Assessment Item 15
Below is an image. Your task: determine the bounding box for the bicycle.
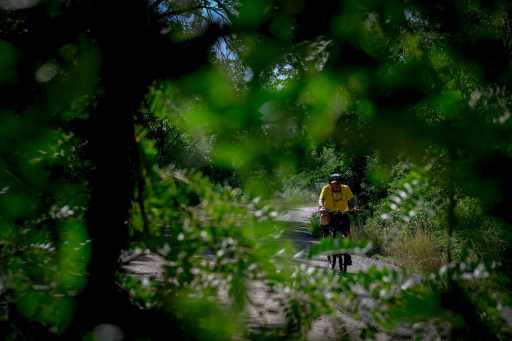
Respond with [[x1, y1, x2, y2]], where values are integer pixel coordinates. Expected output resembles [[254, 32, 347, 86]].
[[320, 209, 358, 273]]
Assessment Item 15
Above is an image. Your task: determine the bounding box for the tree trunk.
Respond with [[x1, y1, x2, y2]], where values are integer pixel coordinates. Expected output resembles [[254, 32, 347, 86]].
[[65, 1, 155, 336]]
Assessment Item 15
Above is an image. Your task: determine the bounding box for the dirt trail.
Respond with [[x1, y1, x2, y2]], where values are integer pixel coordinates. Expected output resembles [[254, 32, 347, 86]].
[[122, 206, 400, 340], [279, 207, 396, 274], [276, 207, 400, 340]]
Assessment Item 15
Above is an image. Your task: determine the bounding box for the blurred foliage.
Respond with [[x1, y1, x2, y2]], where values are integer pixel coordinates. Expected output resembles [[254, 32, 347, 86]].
[[1, 0, 512, 340]]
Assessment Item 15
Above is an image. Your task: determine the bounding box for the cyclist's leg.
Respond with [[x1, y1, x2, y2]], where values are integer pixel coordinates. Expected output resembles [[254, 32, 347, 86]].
[[330, 225, 339, 269], [330, 214, 343, 271], [341, 213, 351, 237], [341, 213, 352, 271], [320, 213, 329, 263], [331, 224, 344, 271], [320, 212, 332, 265], [320, 211, 331, 237]]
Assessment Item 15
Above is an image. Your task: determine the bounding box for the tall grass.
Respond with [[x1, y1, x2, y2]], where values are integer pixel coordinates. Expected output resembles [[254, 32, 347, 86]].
[[355, 207, 445, 274], [387, 229, 445, 274]]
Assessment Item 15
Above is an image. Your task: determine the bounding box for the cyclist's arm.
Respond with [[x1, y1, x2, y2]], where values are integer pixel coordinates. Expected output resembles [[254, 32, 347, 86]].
[[318, 187, 327, 210], [346, 186, 358, 212], [347, 188, 357, 238]]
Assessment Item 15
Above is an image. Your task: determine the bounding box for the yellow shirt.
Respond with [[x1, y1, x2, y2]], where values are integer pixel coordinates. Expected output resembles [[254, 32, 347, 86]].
[[319, 184, 353, 212]]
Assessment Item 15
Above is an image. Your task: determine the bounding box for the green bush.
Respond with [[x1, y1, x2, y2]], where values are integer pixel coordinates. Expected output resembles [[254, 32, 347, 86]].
[[359, 164, 445, 265], [451, 196, 512, 264], [274, 171, 318, 206]]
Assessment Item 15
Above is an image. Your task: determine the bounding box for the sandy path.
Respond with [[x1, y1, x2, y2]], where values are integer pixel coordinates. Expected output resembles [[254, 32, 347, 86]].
[[122, 206, 400, 340]]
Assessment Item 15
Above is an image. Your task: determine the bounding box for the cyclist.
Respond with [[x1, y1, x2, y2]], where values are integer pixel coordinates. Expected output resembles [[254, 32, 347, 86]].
[[318, 173, 357, 233], [318, 173, 358, 271]]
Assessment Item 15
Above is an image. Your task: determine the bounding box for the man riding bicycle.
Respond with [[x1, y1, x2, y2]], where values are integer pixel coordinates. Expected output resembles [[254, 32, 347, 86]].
[[318, 173, 358, 271]]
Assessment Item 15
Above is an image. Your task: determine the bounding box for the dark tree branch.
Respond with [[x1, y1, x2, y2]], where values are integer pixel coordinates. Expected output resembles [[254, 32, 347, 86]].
[[160, 5, 203, 17], [212, 0, 235, 20], [133, 136, 150, 235]]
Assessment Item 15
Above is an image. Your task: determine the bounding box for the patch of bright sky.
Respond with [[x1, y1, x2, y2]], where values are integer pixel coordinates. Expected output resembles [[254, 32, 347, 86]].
[[205, 0, 232, 24], [153, 1, 234, 62], [215, 37, 237, 61], [152, 1, 292, 87], [274, 64, 293, 81], [243, 68, 253, 82], [154, 0, 230, 31], [404, 8, 427, 25], [270, 63, 295, 90]]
